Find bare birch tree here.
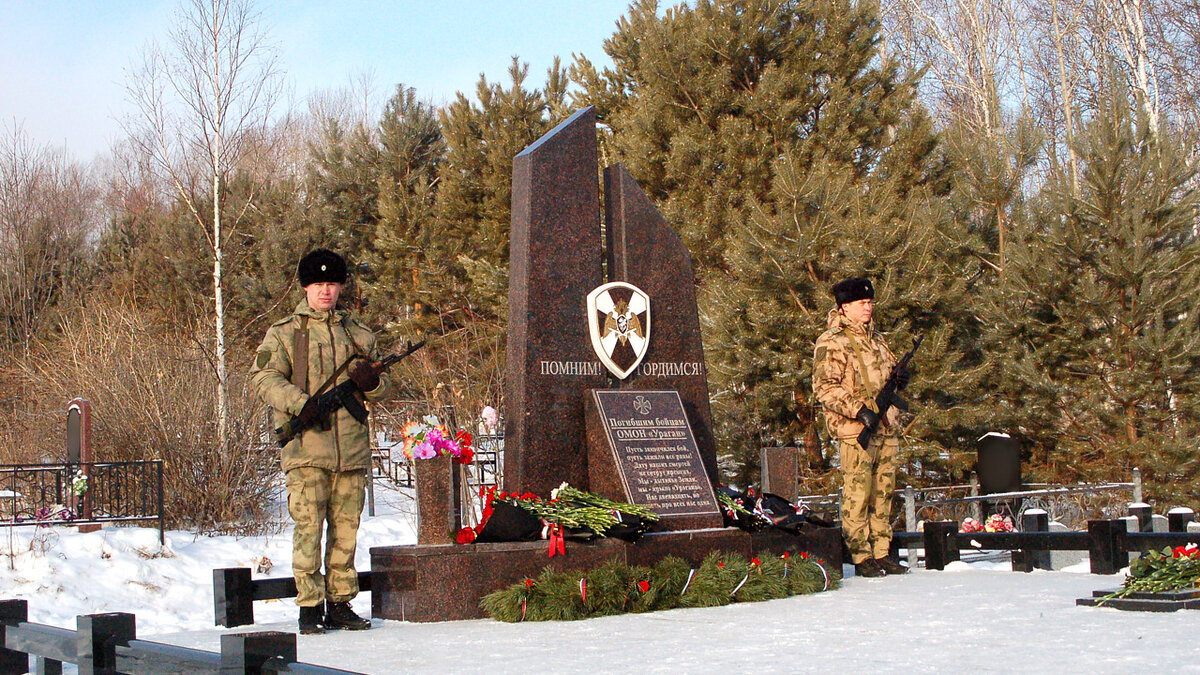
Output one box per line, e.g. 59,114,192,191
124,0,282,450
1095,0,1160,129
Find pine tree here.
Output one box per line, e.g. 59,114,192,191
428,58,569,326
358,86,446,335
306,115,380,257
983,85,1200,506
575,0,967,486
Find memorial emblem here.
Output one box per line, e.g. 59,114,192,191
633,395,652,415
587,282,651,379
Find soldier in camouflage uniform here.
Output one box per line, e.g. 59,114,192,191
251,249,394,633
812,278,911,578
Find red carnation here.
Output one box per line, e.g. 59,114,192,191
456,527,476,544
781,552,791,560
717,562,725,569
524,578,535,589
458,446,474,465
751,557,760,567
638,580,650,593
521,492,536,500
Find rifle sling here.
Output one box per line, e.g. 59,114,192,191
846,333,877,400
291,316,309,393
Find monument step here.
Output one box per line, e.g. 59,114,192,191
370,524,842,622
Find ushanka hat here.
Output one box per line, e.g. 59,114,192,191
831,277,874,306
297,248,348,287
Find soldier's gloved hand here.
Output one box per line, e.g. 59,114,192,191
856,406,880,431
349,360,381,392
296,396,323,427
895,366,912,391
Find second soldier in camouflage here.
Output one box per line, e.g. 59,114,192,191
812,277,911,578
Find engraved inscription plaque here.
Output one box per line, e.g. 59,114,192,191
586,389,721,530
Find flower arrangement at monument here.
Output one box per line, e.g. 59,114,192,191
456,482,660,546
1099,544,1200,604
399,416,473,464
960,514,1014,533
481,549,840,622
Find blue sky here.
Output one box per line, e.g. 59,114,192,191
1,0,629,161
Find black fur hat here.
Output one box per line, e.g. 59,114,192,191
297,249,347,287
831,277,874,306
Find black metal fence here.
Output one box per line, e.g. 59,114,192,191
892,512,1200,575
0,599,359,674
0,461,165,543
214,569,373,629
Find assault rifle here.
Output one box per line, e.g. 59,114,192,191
856,334,923,449
274,339,425,447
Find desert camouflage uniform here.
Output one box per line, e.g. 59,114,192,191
812,307,900,564
251,300,393,606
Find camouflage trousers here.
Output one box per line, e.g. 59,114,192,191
285,467,366,607
839,435,900,564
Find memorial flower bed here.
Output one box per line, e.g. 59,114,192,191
1100,544,1200,603
481,550,839,622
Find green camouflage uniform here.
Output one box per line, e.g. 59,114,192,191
812,308,900,564
251,300,393,606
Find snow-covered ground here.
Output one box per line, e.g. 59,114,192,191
2,482,1197,673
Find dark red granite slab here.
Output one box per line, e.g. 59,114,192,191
750,525,844,570
760,447,799,501
622,528,753,567
370,526,841,622
585,389,721,531
371,540,625,622
603,164,718,484
504,106,607,496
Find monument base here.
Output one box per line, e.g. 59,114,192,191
370,524,842,622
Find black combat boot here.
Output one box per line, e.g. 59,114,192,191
875,556,909,575
325,601,371,631
854,558,886,578
298,605,325,634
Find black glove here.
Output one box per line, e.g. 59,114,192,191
296,396,323,427
349,360,381,392
895,366,911,391
856,405,880,431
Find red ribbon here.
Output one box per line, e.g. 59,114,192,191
547,523,566,557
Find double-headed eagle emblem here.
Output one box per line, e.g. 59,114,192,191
587,282,651,379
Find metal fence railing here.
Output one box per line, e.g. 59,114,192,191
795,470,1142,534
0,461,165,543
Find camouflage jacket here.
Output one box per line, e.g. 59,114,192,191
812,308,899,440
250,300,394,472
